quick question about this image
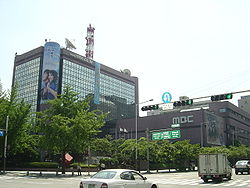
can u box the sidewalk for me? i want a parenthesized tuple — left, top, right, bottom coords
(0, 170, 96, 178)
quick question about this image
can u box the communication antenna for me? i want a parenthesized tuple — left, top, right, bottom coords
(85, 24, 95, 59)
(65, 38, 76, 50)
(122, 69, 131, 76)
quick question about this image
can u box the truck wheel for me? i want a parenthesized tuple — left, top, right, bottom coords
(228, 174, 232, 180)
(218, 177, 223, 182)
(213, 177, 223, 183)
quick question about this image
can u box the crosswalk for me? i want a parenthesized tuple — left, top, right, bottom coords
(1, 174, 250, 187)
(151, 177, 250, 187)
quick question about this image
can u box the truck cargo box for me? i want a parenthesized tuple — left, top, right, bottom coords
(198, 153, 232, 183)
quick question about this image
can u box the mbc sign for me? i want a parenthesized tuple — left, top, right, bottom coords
(172, 115, 194, 124)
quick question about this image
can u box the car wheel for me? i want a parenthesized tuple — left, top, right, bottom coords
(228, 174, 232, 180)
(235, 171, 238, 175)
(151, 184, 157, 188)
(203, 178, 209, 183)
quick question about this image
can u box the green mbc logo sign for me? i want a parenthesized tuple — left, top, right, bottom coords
(151, 130, 181, 140)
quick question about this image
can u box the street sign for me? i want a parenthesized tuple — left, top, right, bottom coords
(162, 92, 172, 103)
(0, 130, 4, 136)
(151, 130, 180, 140)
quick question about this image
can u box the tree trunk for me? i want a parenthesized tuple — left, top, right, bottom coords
(62, 152, 66, 174)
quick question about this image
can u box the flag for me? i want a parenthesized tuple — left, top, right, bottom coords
(65, 153, 73, 162)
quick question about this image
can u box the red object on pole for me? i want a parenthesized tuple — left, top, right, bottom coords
(65, 153, 73, 162)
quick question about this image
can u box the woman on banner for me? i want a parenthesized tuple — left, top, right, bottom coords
(46, 70, 58, 99)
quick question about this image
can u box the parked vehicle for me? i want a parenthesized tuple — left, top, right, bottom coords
(79, 169, 158, 188)
(234, 160, 250, 175)
(198, 153, 232, 183)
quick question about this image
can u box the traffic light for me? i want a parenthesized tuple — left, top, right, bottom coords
(211, 93, 233, 101)
(173, 99, 193, 107)
(141, 104, 159, 111)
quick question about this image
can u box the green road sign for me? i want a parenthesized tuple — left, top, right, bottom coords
(151, 130, 180, 140)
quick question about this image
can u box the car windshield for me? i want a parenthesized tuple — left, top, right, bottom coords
(236, 161, 248, 165)
(91, 171, 117, 179)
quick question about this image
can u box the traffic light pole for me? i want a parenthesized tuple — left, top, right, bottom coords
(155, 89, 250, 106)
(135, 99, 153, 171)
(146, 128, 150, 173)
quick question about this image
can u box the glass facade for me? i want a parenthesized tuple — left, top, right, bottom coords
(62, 59, 136, 120)
(14, 58, 40, 112)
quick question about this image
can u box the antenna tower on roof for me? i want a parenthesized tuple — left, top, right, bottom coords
(85, 24, 95, 59)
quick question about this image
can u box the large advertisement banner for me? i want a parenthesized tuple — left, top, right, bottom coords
(205, 112, 225, 146)
(40, 42, 60, 104)
(94, 62, 100, 104)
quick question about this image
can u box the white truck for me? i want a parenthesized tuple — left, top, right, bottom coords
(198, 153, 232, 183)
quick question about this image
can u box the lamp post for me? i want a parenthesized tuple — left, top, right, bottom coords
(135, 99, 153, 171)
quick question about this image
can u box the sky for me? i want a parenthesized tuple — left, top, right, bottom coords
(1, 0, 250, 113)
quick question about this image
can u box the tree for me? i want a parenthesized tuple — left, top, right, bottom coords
(117, 138, 136, 169)
(0, 78, 2, 94)
(228, 145, 250, 165)
(173, 140, 200, 171)
(91, 135, 113, 157)
(153, 140, 176, 171)
(0, 86, 39, 165)
(36, 86, 107, 173)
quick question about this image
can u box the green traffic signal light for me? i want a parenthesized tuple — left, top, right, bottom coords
(141, 104, 159, 111)
(186, 99, 193, 105)
(173, 99, 193, 107)
(225, 93, 233, 99)
(211, 93, 233, 101)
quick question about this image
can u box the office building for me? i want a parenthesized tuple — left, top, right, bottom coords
(12, 42, 138, 123)
(116, 101, 250, 146)
(238, 95, 250, 114)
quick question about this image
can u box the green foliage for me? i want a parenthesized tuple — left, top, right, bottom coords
(172, 140, 200, 171)
(0, 85, 39, 161)
(28, 162, 59, 168)
(36, 85, 107, 155)
(227, 145, 250, 165)
(200, 146, 229, 155)
(70, 163, 98, 168)
(117, 139, 136, 168)
(91, 136, 113, 157)
(99, 158, 119, 169)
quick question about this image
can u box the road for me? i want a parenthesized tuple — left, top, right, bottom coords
(1, 170, 250, 188)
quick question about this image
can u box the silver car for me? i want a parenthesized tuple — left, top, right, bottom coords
(79, 169, 158, 188)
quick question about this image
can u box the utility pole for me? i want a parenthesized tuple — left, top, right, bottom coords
(3, 116, 9, 174)
(146, 128, 150, 173)
(135, 99, 153, 171)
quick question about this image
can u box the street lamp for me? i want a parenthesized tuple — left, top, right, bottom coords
(135, 99, 153, 171)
